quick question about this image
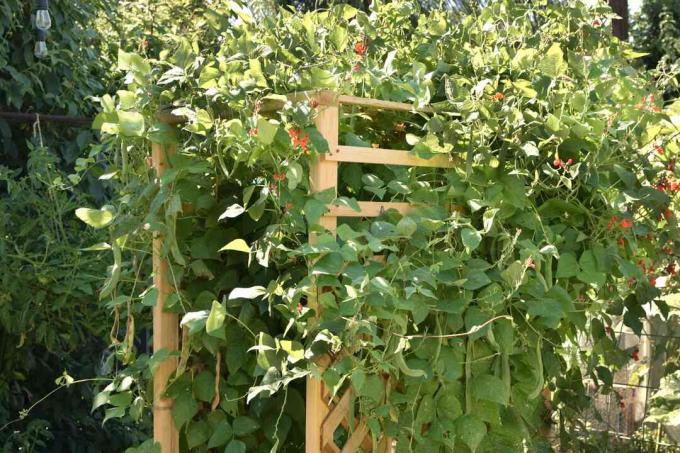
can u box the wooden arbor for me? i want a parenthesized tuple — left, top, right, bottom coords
(150, 92, 454, 453)
(268, 90, 454, 453)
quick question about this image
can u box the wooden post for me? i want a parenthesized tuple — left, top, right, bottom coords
(152, 140, 180, 453)
(306, 99, 339, 453)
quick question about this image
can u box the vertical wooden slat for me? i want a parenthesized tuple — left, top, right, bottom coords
(307, 100, 339, 453)
(152, 141, 180, 453)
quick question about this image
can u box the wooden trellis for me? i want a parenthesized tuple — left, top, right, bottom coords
(151, 92, 453, 453)
(267, 90, 454, 453)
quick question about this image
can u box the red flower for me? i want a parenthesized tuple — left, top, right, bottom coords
(272, 173, 287, 181)
(354, 41, 367, 57)
(620, 218, 633, 229)
(664, 208, 673, 220)
(607, 216, 618, 231)
(553, 158, 562, 169)
(666, 263, 677, 276)
(493, 92, 505, 102)
(592, 19, 602, 27)
(249, 128, 258, 136)
(652, 106, 662, 113)
(289, 128, 300, 140)
(566, 158, 574, 166)
(656, 145, 664, 155)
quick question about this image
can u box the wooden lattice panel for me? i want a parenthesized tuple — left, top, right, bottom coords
(268, 90, 451, 453)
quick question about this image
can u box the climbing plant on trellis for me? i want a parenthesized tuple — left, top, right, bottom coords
(81, 2, 680, 452)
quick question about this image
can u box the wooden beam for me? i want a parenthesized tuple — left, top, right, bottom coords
(327, 201, 416, 218)
(322, 390, 354, 448)
(260, 90, 435, 113)
(152, 141, 180, 453)
(307, 96, 339, 453)
(337, 94, 434, 113)
(328, 145, 455, 167)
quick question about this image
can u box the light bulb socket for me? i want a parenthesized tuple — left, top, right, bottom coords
(37, 29, 47, 41)
(36, 0, 48, 9)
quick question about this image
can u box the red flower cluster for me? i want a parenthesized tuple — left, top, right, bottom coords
(655, 145, 664, 155)
(354, 41, 367, 57)
(289, 128, 310, 154)
(493, 92, 504, 102)
(635, 94, 662, 112)
(620, 218, 633, 229)
(272, 173, 287, 181)
(656, 176, 680, 192)
(666, 263, 677, 276)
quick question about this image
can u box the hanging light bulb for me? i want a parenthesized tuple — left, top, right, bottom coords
(34, 0, 51, 31)
(34, 29, 48, 58)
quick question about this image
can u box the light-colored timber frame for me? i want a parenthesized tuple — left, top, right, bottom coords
(150, 92, 453, 453)
(269, 90, 453, 453)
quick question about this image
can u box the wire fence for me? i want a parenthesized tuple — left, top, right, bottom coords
(576, 318, 680, 452)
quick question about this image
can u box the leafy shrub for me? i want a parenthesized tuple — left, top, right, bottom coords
(90, 0, 680, 451)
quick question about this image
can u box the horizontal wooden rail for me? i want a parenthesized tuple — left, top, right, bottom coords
(337, 94, 434, 113)
(261, 90, 435, 113)
(329, 145, 454, 167)
(327, 201, 415, 217)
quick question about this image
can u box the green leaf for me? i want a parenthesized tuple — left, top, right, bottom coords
(171, 391, 198, 429)
(312, 252, 344, 275)
(472, 374, 509, 405)
(501, 260, 525, 289)
(461, 228, 482, 252)
(208, 420, 233, 448)
(225, 439, 246, 453)
(117, 111, 145, 137)
(287, 162, 303, 190)
(455, 414, 486, 452)
(279, 339, 305, 363)
(256, 117, 279, 145)
(103, 406, 125, 425)
(218, 204, 245, 220)
(232, 416, 260, 436)
(117, 49, 151, 75)
(219, 239, 250, 253)
(186, 420, 210, 449)
(556, 252, 578, 278)
(228, 286, 266, 300)
(75, 206, 115, 229)
(206, 301, 226, 339)
(538, 43, 566, 78)
(193, 371, 215, 403)
(396, 217, 417, 237)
